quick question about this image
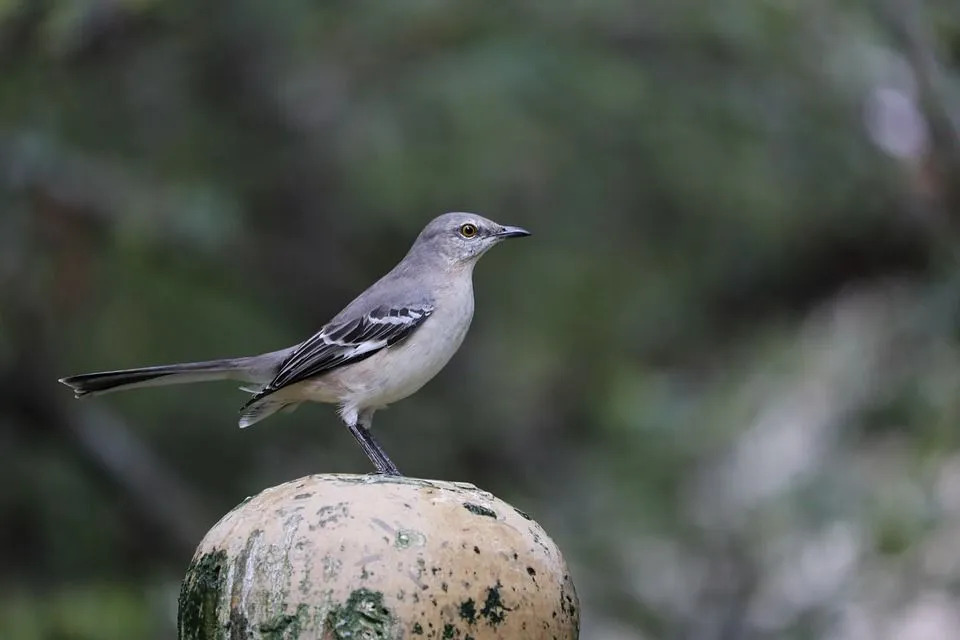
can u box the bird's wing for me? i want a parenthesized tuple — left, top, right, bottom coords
(241, 303, 434, 408)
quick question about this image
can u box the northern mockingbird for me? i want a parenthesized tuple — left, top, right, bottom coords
(59, 212, 530, 475)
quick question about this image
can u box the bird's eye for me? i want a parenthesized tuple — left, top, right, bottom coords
(459, 223, 479, 238)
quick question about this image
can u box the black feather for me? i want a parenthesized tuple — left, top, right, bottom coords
(240, 303, 433, 411)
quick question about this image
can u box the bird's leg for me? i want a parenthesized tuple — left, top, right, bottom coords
(346, 409, 401, 476)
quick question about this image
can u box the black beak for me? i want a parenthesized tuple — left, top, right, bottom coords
(496, 225, 531, 239)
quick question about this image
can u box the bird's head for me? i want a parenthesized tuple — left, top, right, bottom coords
(412, 212, 530, 267)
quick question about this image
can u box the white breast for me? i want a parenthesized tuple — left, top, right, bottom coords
(311, 277, 475, 414)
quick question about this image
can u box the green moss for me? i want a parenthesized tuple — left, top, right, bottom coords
(513, 507, 532, 521)
(458, 598, 476, 624)
(479, 582, 510, 626)
(325, 588, 394, 639)
(258, 604, 309, 639)
(462, 503, 497, 519)
(177, 550, 227, 640)
(228, 606, 249, 639)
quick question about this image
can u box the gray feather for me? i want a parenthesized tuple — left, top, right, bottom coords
(59, 348, 293, 398)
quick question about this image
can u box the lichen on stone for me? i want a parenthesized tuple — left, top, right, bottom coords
(325, 588, 394, 639)
(178, 550, 228, 640)
(458, 598, 477, 624)
(461, 503, 497, 519)
(479, 581, 510, 626)
(258, 603, 309, 639)
(394, 528, 426, 549)
(314, 502, 350, 529)
(321, 554, 342, 581)
(178, 474, 577, 639)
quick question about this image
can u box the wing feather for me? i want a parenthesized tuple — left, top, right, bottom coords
(240, 303, 433, 410)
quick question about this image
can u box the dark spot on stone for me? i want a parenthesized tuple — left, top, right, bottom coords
(412, 622, 424, 635)
(559, 585, 579, 623)
(459, 598, 477, 624)
(258, 604, 308, 638)
(473, 546, 480, 554)
(443, 623, 456, 638)
(293, 492, 313, 499)
(316, 501, 350, 528)
(480, 581, 511, 626)
(462, 502, 497, 518)
(228, 606, 248, 639)
(514, 507, 532, 520)
(441, 582, 448, 592)
(178, 550, 227, 640)
(326, 588, 393, 639)
(527, 567, 537, 578)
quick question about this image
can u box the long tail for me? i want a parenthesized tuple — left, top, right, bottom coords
(59, 353, 286, 398)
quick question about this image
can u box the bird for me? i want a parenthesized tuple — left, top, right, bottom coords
(59, 212, 530, 476)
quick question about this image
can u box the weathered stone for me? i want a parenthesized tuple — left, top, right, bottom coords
(178, 474, 579, 639)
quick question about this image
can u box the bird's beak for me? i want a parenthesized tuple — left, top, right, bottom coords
(496, 225, 531, 239)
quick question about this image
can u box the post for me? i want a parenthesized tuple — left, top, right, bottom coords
(178, 474, 579, 639)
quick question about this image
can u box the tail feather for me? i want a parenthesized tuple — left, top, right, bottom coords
(238, 397, 293, 429)
(59, 358, 258, 398)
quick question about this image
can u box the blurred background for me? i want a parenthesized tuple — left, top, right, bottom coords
(2, 1, 960, 638)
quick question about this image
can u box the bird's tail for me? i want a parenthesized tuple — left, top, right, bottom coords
(59, 356, 272, 398)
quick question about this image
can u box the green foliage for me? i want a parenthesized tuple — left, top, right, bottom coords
(1, 0, 959, 637)
(0, 585, 159, 640)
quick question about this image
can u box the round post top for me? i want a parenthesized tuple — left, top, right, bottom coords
(178, 474, 579, 639)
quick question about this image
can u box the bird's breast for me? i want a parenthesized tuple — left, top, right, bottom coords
(326, 283, 475, 409)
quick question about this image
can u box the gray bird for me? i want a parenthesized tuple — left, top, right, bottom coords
(59, 212, 530, 475)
